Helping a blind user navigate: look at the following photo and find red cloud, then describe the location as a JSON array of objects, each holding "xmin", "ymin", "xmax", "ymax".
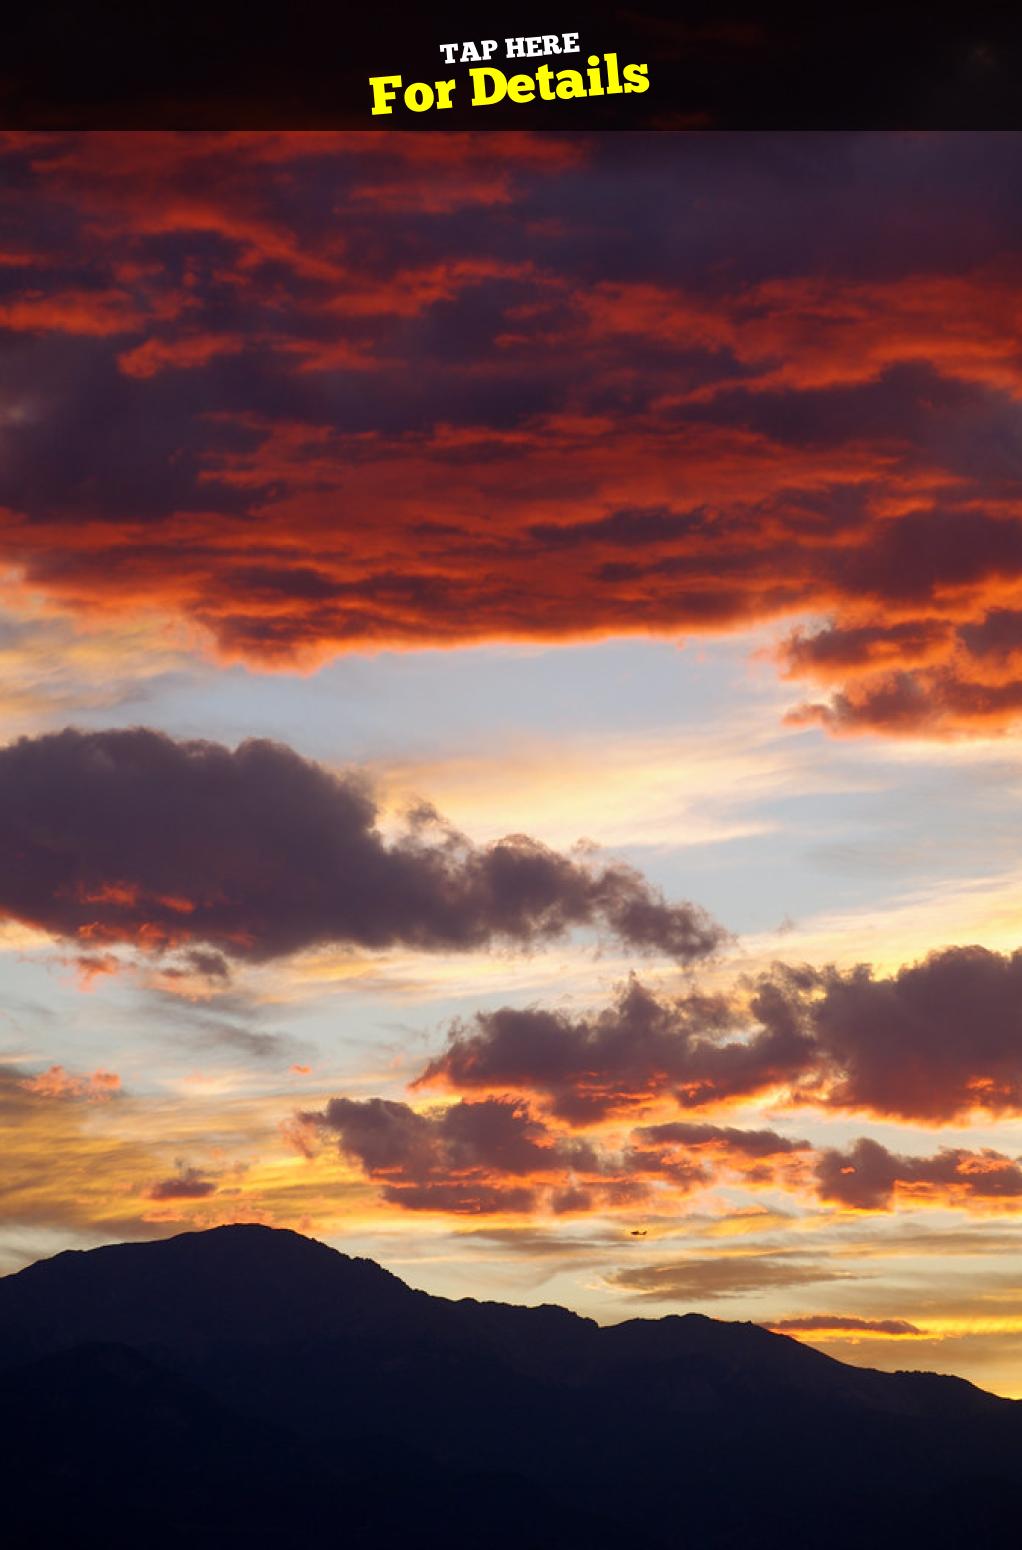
[
  {"xmin": 3, "ymin": 133, "xmax": 1022, "ymax": 736},
  {"xmin": 146, "ymin": 1165, "xmax": 218, "ymax": 1200},
  {"xmin": 117, "ymin": 333, "xmax": 244, "ymax": 378}
]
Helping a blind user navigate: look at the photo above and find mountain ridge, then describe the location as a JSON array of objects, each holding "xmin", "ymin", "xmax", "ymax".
[
  {"xmin": 0, "ymin": 1220, "xmax": 1005, "ymax": 1410},
  {"xmin": 2, "ymin": 1223, "xmax": 1020, "ymax": 1549}
]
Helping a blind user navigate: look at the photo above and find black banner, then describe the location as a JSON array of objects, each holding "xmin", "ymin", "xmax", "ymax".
[{"xmin": 4, "ymin": 3, "xmax": 1022, "ymax": 128}]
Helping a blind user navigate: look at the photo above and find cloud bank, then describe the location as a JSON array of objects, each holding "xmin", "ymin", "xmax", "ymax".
[{"xmin": 4, "ymin": 133, "xmax": 1022, "ymax": 736}]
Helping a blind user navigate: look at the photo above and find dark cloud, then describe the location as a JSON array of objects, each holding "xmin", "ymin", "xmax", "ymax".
[
  {"xmin": 528, "ymin": 505, "xmax": 714, "ymax": 551},
  {"xmin": 300, "ymin": 1085, "xmax": 818, "ymax": 1217},
  {"xmin": 800, "ymin": 946, "xmax": 1022, "ymax": 1121},
  {"xmin": 814, "ymin": 1137, "xmax": 1022, "ymax": 1210},
  {"xmin": 781, "ymin": 619, "xmax": 953, "ymax": 678},
  {"xmin": 609, "ymin": 1252, "xmax": 857, "ymax": 1301},
  {"xmin": 418, "ymin": 976, "xmax": 808, "ymax": 1123},
  {"xmin": 623, "ymin": 1121, "xmax": 810, "ymax": 1191},
  {"xmin": 790, "ymin": 668, "xmax": 1022, "ymax": 739},
  {"xmin": 0, "ymin": 727, "xmax": 724, "ymax": 965},
  {"xmin": 303, "ymin": 1095, "xmax": 607, "ymax": 1215},
  {"xmin": 422, "ymin": 948, "xmax": 1022, "ymax": 1125},
  {"xmin": 146, "ymin": 1166, "xmax": 218, "ymax": 1201},
  {"xmin": 769, "ymin": 1315, "xmax": 922, "ymax": 1336},
  {"xmin": 631, "ymin": 1122, "xmax": 811, "ymax": 1158},
  {"xmin": 175, "ymin": 949, "xmax": 232, "ymax": 981},
  {"xmin": 959, "ymin": 609, "xmax": 1022, "ymax": 661}
]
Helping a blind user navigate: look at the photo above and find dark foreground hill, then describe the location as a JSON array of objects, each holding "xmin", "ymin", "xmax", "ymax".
[{"xmin": 0, "ymin": 1225, "xmax": 1019, "ymax": 1548}]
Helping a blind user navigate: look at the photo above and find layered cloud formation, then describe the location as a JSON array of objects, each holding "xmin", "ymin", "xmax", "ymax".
[
  {"xmin": 300, "ymin": 949, "xmax": 1022, "ymax": 1220},
  {"xmin": 301, "ymin": 1093, "xmax": 813, "ymax": 1215},
  {"xmin": 419, "ymin": 951, "xmax": 1022, "ymax": 1124},
  {"xmin": 3, "ymin": 132, "xmax": 1022, "ymax": 735},
  {"xmin": 305, "ymin": 1085, "xmax": 1022, "ymax": 1219},
  {"xmin": 298, "ymin": 947, "xmax": 1022, "ymax": 1220},
  {"xmin": 4, "ymin": 719, "xmax": 1022, "ymax": 1236}
]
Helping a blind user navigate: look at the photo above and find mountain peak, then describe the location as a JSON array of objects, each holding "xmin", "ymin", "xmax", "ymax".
[
  {"xmin": 14, "ymin": 1219, "xmax": 398, "ymax": 1283},
  {"xmin": 0, "ymin": 1220, "xmax": 417, "ymax": 1363}
]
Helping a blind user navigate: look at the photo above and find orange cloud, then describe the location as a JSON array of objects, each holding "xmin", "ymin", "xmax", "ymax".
[
  {"xmin": 0, "ymin": 1062, "xmax": 374, "ymax": 1240},
  {"xmin": 816, "ymin": 1137, "xmax": 1022, "ymax": 1212},
  {"xmin": 20, "ymin": 1064, "xmax": 121, "ymax": 1100}
]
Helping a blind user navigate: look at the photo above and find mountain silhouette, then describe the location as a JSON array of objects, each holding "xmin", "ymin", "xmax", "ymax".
[{"xmin": 1, "ymin": 1224, "xmax": 1020, "ymax": 1548}]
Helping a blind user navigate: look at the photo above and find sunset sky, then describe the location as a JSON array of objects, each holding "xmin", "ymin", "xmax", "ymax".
[{"xmin": 4, "ymin": 129, "xmax": 1022, "ymax": 1394}]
